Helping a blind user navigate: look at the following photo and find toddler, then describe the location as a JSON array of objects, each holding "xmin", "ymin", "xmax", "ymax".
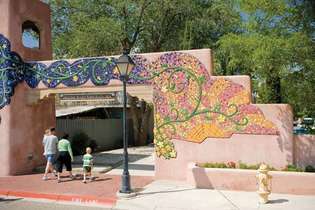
[{"xmin": 82, "ymin": 147, "xmax": 94, "ymax": 183}]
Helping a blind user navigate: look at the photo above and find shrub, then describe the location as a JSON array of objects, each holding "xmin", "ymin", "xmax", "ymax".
[
  {"xmin": 199, "ymin": 162, "xmax": 228, "ymax": 168},
  {"xmin": 284, "ymin": 164, "xmax": 303, "ymax": 172},
  {"xmin": 70, "ymin": 131, "xmax": 98, "ymax": 155},
  {"xmin": 305, "ymin": 165, "xmax": 315, "ymax": 172},
  {"xmin": 239, "ymin": 162, "xmax": 260, "ymax": 170}
]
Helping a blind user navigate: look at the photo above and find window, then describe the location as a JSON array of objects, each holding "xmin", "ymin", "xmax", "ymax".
[{"xmin": 22, "ymin": 21, "xmax": 40, "ymax": 49}]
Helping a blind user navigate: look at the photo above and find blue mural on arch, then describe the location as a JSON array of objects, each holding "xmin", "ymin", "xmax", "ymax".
[
  {"xmin": 0, "ymin": 35, "xmax": 25, "ymax": 108},
  {"xmin": 0, "ymin": 34, "xmax": 150, "ymax": 109}
]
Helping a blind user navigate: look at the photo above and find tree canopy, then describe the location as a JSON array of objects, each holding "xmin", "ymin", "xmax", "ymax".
[{"xmin": 49, "ymin": 0, "xmax": 315, "ymax": 118}]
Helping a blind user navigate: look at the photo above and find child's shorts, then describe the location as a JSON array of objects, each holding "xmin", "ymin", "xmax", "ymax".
[{"xmin": 83, "ymin": 166, "xmax": 92, "ymax": 173}]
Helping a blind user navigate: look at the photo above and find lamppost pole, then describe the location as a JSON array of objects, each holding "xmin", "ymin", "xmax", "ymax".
[
  {"xmin": 116, "ymin": 48, "xmax": 134, "ymax": 194},
  {"xmin": 120, "ymin": 73, "xmax": 131, "ymax": 193}
]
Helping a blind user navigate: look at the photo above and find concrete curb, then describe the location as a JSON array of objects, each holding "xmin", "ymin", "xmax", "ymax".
[{"xmin": 0, "ymin": 189, "xmax": 116, "ymax": 207}]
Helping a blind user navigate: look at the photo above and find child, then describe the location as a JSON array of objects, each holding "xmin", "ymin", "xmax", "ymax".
[{"xmin": 82, "ymin": 147, "xmax": 94, "ymax": 183}]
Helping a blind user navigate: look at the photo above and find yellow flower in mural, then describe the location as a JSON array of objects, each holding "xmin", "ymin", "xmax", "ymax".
[
  {"xmin": 47, "ymin": 79, "xmax": 51, "ymax": 84},
  {"xmin": 161, "ymin": 86, "xmax": 168, "ymax": 93},
  {"xmin": 157, "ymin": 141, "xmax": 164, "ymax": 147},
  {"xmin": 72, "ymin": 75, "xmax": 79, "ymax": 82},
  {"xmin": 229, "ymin": 90, "xmax": 250, "ymax": 105},
  {"xmin": 218, "ymin": 114, "xmax": 226, "ymax": 122},
  {"xmin": 165, "ymin": 145, "xmax": 172, "ymax": 151},
  {"xmin": 170, "ymin": 151, "xmax": 177, "ymax": 158},
  {"xmin": 160, "ymin": 148, "xmax": 166, "ymax": 154}
]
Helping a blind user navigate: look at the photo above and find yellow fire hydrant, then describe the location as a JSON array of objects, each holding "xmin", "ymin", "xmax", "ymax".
[{"xmin": 256, "ymin": 163, "xmax": 272, "ymax": 204}]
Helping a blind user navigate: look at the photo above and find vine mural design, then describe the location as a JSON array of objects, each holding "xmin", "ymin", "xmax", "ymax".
[
  {"xmin": 0, "ymin": 34, "xmax": 278, "ymax": 159},
  {"xmin": 130, "ymin": 53, "xmax": 278, "ymax": 159}
]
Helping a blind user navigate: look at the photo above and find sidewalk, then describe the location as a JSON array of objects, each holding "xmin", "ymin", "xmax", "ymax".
[
  {"xmin": 0, "ymin": 173, "xmax": 153, "ymax": 207},
  {"xmin": 114, "ymin": 180, "xmax": 315, "ymax": 210},
  {"xmin": 0, "ymin": 146, "xmax": 155, "ymax": 207},
  {"xmin": 1, "ymin": 145, "xmax": 314, "ymax": 210}
]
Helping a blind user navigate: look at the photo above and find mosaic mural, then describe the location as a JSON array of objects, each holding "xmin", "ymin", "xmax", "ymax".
[
  {"xmin": 0, "ymin": 34, "xmax": 278, "ymax": 159},
  {"xmin": 131, "ymin": 53, "xmax": 278, "ymax": 159},
  {"xmin": 0, "ymin": 35, "xmax": 24, "ymax": 108}
]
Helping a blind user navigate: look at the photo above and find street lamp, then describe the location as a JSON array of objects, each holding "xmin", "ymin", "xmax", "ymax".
[{"xmin": 116, "ymin": 48, "xmax": 135, "ymax": 194}]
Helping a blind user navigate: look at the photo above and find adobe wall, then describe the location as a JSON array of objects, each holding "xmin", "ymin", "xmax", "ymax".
[
  {"xmin": 294, "ymin": 135, "xmax": 315, "ymax": 168},
  {"xmin": 0, "ymin": 0, "xmax": 54, "ymax": 176}
]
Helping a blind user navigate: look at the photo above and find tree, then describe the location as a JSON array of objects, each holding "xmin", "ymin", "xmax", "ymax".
[
  {"xmin": 128, "ymin": 96, "xmax": 152, "ymax": 146},
  {"xmin": 50, "ymin": 0, "xmax": 241, "ymax": 55},
  {"xmin": 217, "ymin": 0, "xmax": 315, "ymax": 111}
]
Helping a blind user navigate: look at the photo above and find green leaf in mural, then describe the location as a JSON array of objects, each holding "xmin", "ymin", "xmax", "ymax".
[
  {"xmin": 214, "ymin": 103, "xmax": 221, "ymax": 112},
  {"xmin": 169, "ymin": 83, "xmax": 175, "ymax": 91},
  {"xmin": 181, "ymin": 109, "xmax": 189, "ymax": 118},
  {"xmin": 161, "ymin": 64, "xmax": 168, "ymax": 69},
  {"xmin": 205, "ymin": 113, "xmax": 212, "ymax": 121},
  {"xmin": 199, "ymin": 75, "xmax": 205, "ymax": 84},
  {"xmin": 163, "ymin": 116, "xmax": 171, "ymax": 122}
]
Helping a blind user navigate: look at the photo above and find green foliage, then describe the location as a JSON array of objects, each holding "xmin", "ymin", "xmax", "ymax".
[
  {"xmin": 199, "ymin": 162, "xmax": 275, "ymax": 170},
  {"xmin": 50, "ymin": 0, "xmax": 241, "ymax": 54},
  {"xmin": 70, "ymin": 131, "xmax": 98, "ymax": 155},
  {"xmin": 216, "ymin": 0, "xmax": 315, "ymax": 116},
  {"xmin": 239, "ymin": 162, "xmax": 260, "ymax": 170},
  {"xmin": 284, "ymin": 164, "xmax": 304, "ymax": 172},
  {"xmin": 199, "ymin": 162, "xmax": 228, "ymax": 168},
  {"xmin": 305, "ymin": 165, "xmax": 315, "ymax": 173},
  {"xmin": 199, "ymin": 162, "xmax": 315, "ymax": 173}
]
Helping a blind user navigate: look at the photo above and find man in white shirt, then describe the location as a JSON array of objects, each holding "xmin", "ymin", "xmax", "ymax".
[{"xmin": 42, "ymin": 127, "xmax": 58, "ymax": 180}]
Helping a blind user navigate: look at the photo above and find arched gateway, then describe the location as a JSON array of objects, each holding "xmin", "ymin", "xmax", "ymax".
[{"xmin": 0, "ymin": 0, "xmax": 294, "ymax": 180}]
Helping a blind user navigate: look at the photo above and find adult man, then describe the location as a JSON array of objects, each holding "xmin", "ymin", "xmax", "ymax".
[{"xmin": 42, "ymin": 127, "xmax": 58, "ymax": 180}]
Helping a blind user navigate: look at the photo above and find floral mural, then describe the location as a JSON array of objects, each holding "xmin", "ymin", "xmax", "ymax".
[
  {"xmin": 0, "ymin": 33, "xmax": 278, "ymax": 159},
  {"xmin": 130, "ymin": 52, "xmax": 278, "ymax": 159}
]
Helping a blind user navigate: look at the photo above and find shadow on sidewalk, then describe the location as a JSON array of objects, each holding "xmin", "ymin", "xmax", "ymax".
[
  {"xmin": 133, "ymin": 187, "xmax": 195, "ymax": 197},
  {"xmin": 0, "ymin": 198, "xmax": 22, "ymax": 203},
  {"xmin": 268, "ymin": 199, "xmax": 289, "ymax": 204}
]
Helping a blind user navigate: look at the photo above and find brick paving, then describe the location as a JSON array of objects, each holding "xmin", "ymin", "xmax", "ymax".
[{"xmin": 0, "ymin": 173, "xmax": 153, "ymax": 207}]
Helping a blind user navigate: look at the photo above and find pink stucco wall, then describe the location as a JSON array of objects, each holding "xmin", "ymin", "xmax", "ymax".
[
  {"xmin": 155, "ymin": 104, "xmax": 294, "ymax": 181},
  {"xmin": 8, "ymin": 0, "xmax": 53, "ymax": 61},
  {"xmin": 4, "ymin": 84, "xmax": 55, "ymax": 175},
  {"xmin": 294, "ymin": 135, "xmax": 315, "ymax": 168},
  {"xmin": 187, "ymin": 163, "xmax": 315, "ymax": 195},
  {"xmin": 0, "ymin": 0, "xmax": 55, "ymax": 176}
]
